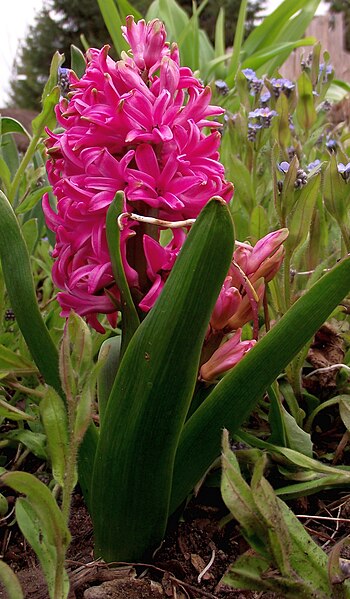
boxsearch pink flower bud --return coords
[245,228,288,275]
[200,329,256,382]
[210,277,241,330]
[226,278,265,330]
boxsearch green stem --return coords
[283,250,291,310]
[61,394,78,526]
[54,544,66,599]
[8,133,43,208]
[340,223,350,255]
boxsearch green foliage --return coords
[1,472,71,599]
[221,430,350,597]
[92,197,235,561]
[0,0,350,590]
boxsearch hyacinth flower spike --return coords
[43,15,233,332]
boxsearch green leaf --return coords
[226,155,254,214]
[2,471,71,549]
[21,218,39,255]
[0,560,24,599]
[280,406,312,457]
[214,7,225,79]
[170,255,350,513]
[324,154,348,224]
[32,51,64,137]
[0,117,30,138]
[221,430,267,556]
[296,71,317,131]
[4,430,47,460]
[0,191,61,392]
[286,174,320,254]
[15,186,51,215]
[70,44,86,79]
[339,399,350,432]
[225,0,248,87]
[116,0,143,21]
[0,399,36,422]
[97,0,129,56]
[241,39,316,73]
[251,460,293,577]
[0,156,11,193]
[106,192,140,355]
[15,499,70,599]
[242,0,320,72]
[97,335,122,423]
[0,344,37,376]
[91,198,235,562]
[40,387,69,487]
[0,131,19,179]
[223,551,273,592]
[59,312,93,399]
[250,206,268,244]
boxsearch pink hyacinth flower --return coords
[200,329,256,382]
[231,228,288,287]
[210,277,241,331]
[43,16,233,331]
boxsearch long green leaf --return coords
[170,255,350,512]
[115,0,143,23]
[91,198,235,562]
[106,192,140,355]
[97,0,129,56]
[0,191,60,391]
[242,0,320,58]
[242,38,316,72]
[226,0,248,87]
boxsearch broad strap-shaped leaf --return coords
[225,0,248,87]
[242,0,320,61]
[96,0,129,56]
[170,255,350,513]
[91,198,235,562]
[106,192,140,355]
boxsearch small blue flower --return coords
[307,159,321,172]
[247,122,262,141]
[260,91,271,105]
[58,66,70,97]
[250,77,264,95]
[319,63,333,82]
[270,77,295,97]
[337,162,350,181]
[326,139,338,153]
[249,107,277,128]
[242,68,256,81]
[277,161,290,174]
[215,79,229,95]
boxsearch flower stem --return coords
[9,133,44,208]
